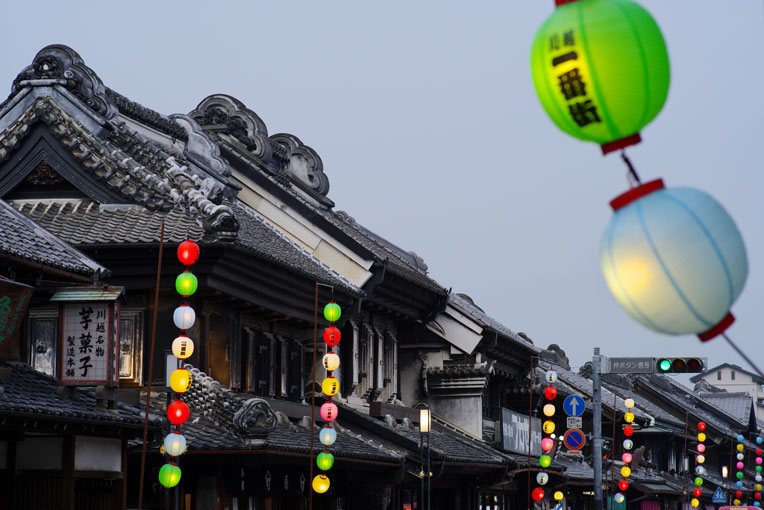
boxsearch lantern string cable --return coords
[621,150,642,187]
[722,333,764,380]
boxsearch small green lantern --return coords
[323,302,341,323]
[531,0,670,154]
[159,463,182,488]
[737,472,745,480]
[694,477,703,486]
[539,455,552,468]
[757,465,763,473]
[317,451,335,471]
[176,271,198,296]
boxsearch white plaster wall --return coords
[74,436,122,472]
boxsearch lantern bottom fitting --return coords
[600,132,642,156]
[698,312,735,342]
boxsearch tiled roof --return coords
[696,391,753,426]
[0,361,156,429]
[690,363,764,384]
[338,401,512,467]
[0,199,106,276]
[12,199,362,296]
[449,292,539,352]
[143,365,402,465]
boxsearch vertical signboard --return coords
[59,301,119,386]
[500,407,542,456]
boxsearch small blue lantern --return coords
[601,179,747,341]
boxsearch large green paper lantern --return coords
[600,179,747,341]
[159,463,182,488]
[531,0,670,154]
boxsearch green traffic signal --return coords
[655,357,704,373]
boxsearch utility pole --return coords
[592,347,603,510]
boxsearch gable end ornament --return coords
[13,44,116,119]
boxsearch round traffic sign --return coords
[563,428,586,450]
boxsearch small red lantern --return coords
[756,493,762,501]
[168,399,190,426]
[623,425,634,437]
[757,448,763,456]
[323,326,341,347]
[619,480,629,491]
[532,487,545,502]
[693,488,701,498]
[544,386,557,400]
[177,240,200,266]
[698,422,706,431]
[736,490,743,499]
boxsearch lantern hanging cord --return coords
[722,332,764,380]
[621,150,641,187]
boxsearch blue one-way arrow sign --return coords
[563,395,585,417]
[712,487,726,504]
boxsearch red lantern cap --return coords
[177,240,200,266]
[610,179,665,211]
[698,312,735,342]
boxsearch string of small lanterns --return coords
[313,301,342,494]
[734,434,747,506]
[534,369,559,503]
[614,398,636,505]
[755,436,763,507]
[158,240,199,489]
[692,421,707,508]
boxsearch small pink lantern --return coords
[697,443,706,453]
[321,402,338,422]
[622,453,633,464]
[541,438,554,452]
[757,457,763,465]
[737,461,745,470]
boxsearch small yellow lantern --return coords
[322,377,339,397]
[621,466,631,478]
[170,368,192,394]
[624,412,634,423]
[543,420,556,434]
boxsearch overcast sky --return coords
[3,1,763,378]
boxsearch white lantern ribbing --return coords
[601,179,747,341]
[173,305,196,330]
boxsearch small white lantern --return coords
[173,305,196,330]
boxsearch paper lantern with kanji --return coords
[601,179,747,341]
[321,402,338,422]
[531,0,670,154]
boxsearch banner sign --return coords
[0,279,33,361]
[60,302,119,386]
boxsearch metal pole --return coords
[593,347,603,510]
[420,435,424,510]
[309,282,318,510]
[426,433,431,510]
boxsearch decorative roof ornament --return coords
[13,44,116,118]
[269,133,329,197]
[232,398,278,438]
[189,94,272,161]
[170,114,235,180]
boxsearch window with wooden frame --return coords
[28,309,58,378]
[118,309,144,385]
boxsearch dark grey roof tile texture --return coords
[0,199,106,275]
[0,361,154,428]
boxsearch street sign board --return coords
[608,357,654,374]
[563,428,586,450]
[499,407,542,455]
[713,488,726,504]
[563,395,585,417]
[567,417,582,429]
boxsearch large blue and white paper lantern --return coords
[600,179,747,341]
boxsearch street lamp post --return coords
[722,466,729,505]
[420,407,431,510]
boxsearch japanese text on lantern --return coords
[548,29,601,128]
[61,303,110,383]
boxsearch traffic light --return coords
[655,357,704,373]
